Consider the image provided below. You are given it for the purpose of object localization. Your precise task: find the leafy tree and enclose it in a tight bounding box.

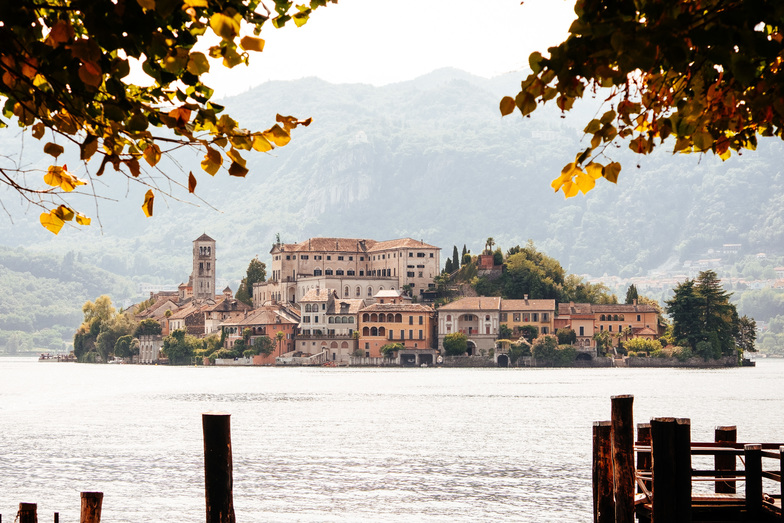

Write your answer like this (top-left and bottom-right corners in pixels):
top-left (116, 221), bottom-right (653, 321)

top-left (498, 241), bottom-right (565, 300)
top-left (508, 342), bottom-right (531, 364)
top-left (1, 0), bottom-right (335, 233)
top-left (593, 330), bottom-right (614, 356)
top-left (502, 0), bottom-right (784, 196)
top-left (444, 258), bottom-right (454, 274)
top-left (275, 330), bottom-right (285, 356)
top-left (461, 245), bottom-right (468, 266)
top-left (624, 337), bottom-right (662, 356)
top-left (113, 334), bottom-right (134, 360)
top-left (162, 328), bottom-right (200, 365)
top-left (252, 335), bottom-right (275, 356)
top-left (442, 332), bottom-right (468, 356)
top-left (452, 246), bottom-right (460, 270)
top-left (134, 318), bottom-right (162, 337)
top-left (493, 248), bottom-right (504, 266)
top-left (561, 274), bottom-right (616, 304)
top-left (380, 342), bottom-right (403, 358)
top-left (531, 334), bottom-right (557, 362)
top-left (625, 284), bottom-right (639, 304)
top-left (735, 315), bottom-right (757, 353)
top-left (498, 324), bottom-right (513, 339)
top-left (666, 279), bottom-right (703, 349)
top-left (519, 325), bottom-right (539, 343)
top-left (556, 327), bottom-right (577, 346)
top-left (95, 312), bottom-right (136, 362)
top-left (485, 238), bottom-right (495, 255)
top-left (236, 256), bottom-right (267, 306)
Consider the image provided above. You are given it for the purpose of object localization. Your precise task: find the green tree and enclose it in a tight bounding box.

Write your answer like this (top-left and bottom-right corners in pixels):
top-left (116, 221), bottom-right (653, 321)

top-left (162, 328), bottom-right (199, 365)
top-left (442, 332), bottom-right (468, 356)
top-left (134, 318), bottom-right (162, 337)
top-left (502, 0), bottom-right (784, 196)
top-left (1, 1), bottom-right (335, 233)
top-left (625, 284), bottom-right (639, 305)
top-left (95, 312), bottom-right (136, 362)
top-left (485, 237), bottom-right (495, 255)
top-left (498, 324), bottom-right (513, 339)
top-left (735, 315), bottom-right (757, 354)
top-left (531, 334), bottom-right (558, 363)
top-left (461, 245), bottom-right (468, 266)
top-left (493, 248), bottom-right (504, 266)
top-left (666, 280), bottom-right (703, 349)
top-left (380, 342), bottom-right (403, 358)
top-left (624, 337), bottom-right (662, 356)
top-left (556, 327), bottom-right (577, 346)
top-left (275, 330), bottom-right (285, 356)
top-left (695, 270), bottom-right (738, 357)
top-left (444, 258), bottom-right (454, 274)
top-left (452, 245), bottom-right (460, 269)
top-left (593, 330), bottom-right (614, 356)
top-left (519, 325), bottom-right (539, 343)
top-left (498, 241), bottom-right (565, 300)
top-left (236, 256), bottom-right (267, 306)
top-left (253, 335), bottom-right (275, 356)
top-left (113, 334), bottom-right (134, 360)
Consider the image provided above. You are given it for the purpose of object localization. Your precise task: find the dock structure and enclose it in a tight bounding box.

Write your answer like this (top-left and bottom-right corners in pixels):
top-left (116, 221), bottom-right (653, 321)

top-left (594, 395), bottom-right (784, 522)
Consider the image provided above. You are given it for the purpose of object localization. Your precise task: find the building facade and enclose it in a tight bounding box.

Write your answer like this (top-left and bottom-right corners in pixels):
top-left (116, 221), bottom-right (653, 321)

top-left (192, 233), bottom-right (216, 300)
top-left (358, 291), bottom-right (436, 358)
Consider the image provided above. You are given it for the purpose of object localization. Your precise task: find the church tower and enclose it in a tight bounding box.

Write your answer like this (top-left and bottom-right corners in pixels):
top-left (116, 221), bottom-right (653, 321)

top-left (192, 233), bottom-right (216, 301)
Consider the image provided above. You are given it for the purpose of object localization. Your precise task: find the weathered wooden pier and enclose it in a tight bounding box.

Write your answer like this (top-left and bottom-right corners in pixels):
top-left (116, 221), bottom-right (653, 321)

top-left (595, 395), bottom-right (784, 522)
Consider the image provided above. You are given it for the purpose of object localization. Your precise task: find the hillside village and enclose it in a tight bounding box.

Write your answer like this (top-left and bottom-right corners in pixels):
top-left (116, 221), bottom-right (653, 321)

top-left (123, 234), bottom-right (667, 367)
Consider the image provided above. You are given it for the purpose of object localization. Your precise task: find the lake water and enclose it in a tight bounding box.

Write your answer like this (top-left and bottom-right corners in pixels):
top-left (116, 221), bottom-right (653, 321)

top-left (1, 357), bottom-right (783, 522)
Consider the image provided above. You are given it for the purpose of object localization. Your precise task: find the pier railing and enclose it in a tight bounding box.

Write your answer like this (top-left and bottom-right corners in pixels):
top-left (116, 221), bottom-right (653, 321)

top-left (594, 395), bottom-right (784, 523)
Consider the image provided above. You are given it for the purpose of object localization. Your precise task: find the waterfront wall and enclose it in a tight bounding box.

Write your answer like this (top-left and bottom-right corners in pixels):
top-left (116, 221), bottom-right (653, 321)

top-left (626, 355), bottom-right (737, 368)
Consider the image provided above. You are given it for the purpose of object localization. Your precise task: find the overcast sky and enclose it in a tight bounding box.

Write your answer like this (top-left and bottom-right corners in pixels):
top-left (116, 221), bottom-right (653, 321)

top-left (201, 0), bottom-right (577, 96)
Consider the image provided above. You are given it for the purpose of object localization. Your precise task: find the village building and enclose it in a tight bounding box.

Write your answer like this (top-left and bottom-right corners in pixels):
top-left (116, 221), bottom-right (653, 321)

top-left (358, 290), bottom-right (436, 363)
top-left (555, 301), bottom-right (662, 353)
top-left (253, 237), bottom-right (440, 305)
top-left (437, 297), bottom-right (502, 356)
top-left (137, 334), bottom-right (163, 364)
top-left (296, 288), bottom-right (364, 363)
top-left (500, 296), bottom-right (556, 337)
top-left (203, 287), bottom-right (252, 334)
top-left (192, 233), bottom-right (216, 300)
top-left (220, 304), bottom-right (300, 362)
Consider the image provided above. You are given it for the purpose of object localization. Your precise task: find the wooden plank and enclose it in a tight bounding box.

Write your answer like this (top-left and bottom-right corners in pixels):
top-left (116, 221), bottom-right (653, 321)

top-left (593, 421), bottom-right (614, 523)
top-left (637, 423), bottom-right (652, 496)
top-left (203, 412), bottom-right (236, 523)
top-left (611, 395), bottom-right (635, 523)
top-left (715, 426), bottom-right (737, 494)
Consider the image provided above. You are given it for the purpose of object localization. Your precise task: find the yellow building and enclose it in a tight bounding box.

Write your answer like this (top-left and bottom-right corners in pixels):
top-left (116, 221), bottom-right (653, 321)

top-left (499, 296), bottom-right (556, 337)
top-left (358, 291), bottom-right (435, 358)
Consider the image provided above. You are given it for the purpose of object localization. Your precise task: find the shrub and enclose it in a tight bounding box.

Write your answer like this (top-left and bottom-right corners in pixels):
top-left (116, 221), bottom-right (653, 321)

top-left (696, 340), bottom-right (720, 360)
top-left (674, 345), bottom-right (694, 362)
top-left (443, 332), bottom-right (468, 356)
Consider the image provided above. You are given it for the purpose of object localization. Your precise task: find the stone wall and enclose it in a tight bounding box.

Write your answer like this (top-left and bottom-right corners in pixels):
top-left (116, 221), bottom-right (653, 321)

top-left (626, 355), bottom-right (737, 368)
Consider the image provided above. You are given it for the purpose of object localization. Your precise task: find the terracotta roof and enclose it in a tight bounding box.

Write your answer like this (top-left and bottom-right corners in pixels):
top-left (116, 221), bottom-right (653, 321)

top-left (360, 303), bottom-right (435, 313)
top-left (558, 303), bottom-right (593, 315)
top-left (590, 304), bottom-right (658, 313)
top-left (221, 307), bottom-right (297, 327)
top-left (168, 302), bottom-right (204, 320)
top-left (205, 297), bottom-right (252, 313)
top-left (634, 327), bottom-right (658, 336)
top-left (194, 233), bottom-right (214, 242)
top-left (301, 288), bottom-right (336, 302)
top-left (501, 299), bottom-right (556, 311)
top-left (223, 286), bottom-right (232, 293)
top-left (438, 297), bottom-right (502, 311)
top-left (272, 237), bottom-right (440, 254)
top-left (367, 238), bottom-right (439, 251)
top-left (331, 299), bottom-right (365, 315)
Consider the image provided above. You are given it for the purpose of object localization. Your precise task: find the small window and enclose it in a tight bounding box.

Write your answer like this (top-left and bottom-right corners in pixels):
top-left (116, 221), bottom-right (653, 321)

top-left (409, 316), bottom-right (413, 325)
top-left (327, 255), bottom-right (331, 260)
top-left (338, 256), bottom-right (344, 261)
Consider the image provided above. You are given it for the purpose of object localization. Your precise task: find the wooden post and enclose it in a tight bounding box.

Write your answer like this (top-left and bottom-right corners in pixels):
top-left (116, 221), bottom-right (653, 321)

top-left (17, 503), bottom-right (37, 523)
top-left (637, 423), bottom-right (652, 495)
top-left (674, 418), bottom-right (692, 523)
top-left (593, 420), bottom-right (614, 523)
top-left (203, 412), bottom-right (235, 523)
top-left (611, 395), bottom-right (635, 523)
top-left (54, 513), bottom-right (59, 523)
top-left (779, 446), bottom-right (784, 521)
top-left (651, 418), bottom-right (677, 523)
top-left (714, 426), bottom-right (737, 493)
top-left (80, 492), bottom-right (103, 523)
top-left (744, 444), bottom-right (762, 520)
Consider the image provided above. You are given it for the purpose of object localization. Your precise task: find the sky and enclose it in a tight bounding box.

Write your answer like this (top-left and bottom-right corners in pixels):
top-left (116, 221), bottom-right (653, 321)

top-left (201, 0), bottom-right (578, 96)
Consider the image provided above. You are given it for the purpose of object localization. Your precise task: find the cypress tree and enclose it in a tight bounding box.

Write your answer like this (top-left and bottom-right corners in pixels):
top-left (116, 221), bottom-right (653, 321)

top-left (452, 245), bottom-right (459, 270)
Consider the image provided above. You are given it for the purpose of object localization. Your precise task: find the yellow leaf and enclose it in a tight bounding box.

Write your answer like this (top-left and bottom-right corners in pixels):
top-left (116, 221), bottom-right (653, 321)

top-left (136, 0), bottom-right (155, 9)
top-left (603, 162), bottom-right (621, 184)
top-left (499, 96), bottom-right (516, 116)
top-left (44, 165), bottom-right (64, 187)
top-left (40, 211), bottom-right (64, 235)
top-left (44, 142), bottom-right (64, 158)
top-left (143, 143), bottom-right (161, 167)
top-left (210, 12), bottom-right (240, 40)
top-left (59, 170), bottom-right (87, 192)
top-left (514, 92), bottom-right (537, 116)
top-left (693, 131), bottom-right (713, 152)
top-left (142, 189), bottom-right (154, 217)
top-left (201, 147), bottom-right (222, 176)
top-left (719, 148), bottom-right (732, 161)
top-left (52, 204), bottom-right (74, 221)
top-left (585, 163), bottom-right (603, 180)
top-left (80, 135), bottom-right (98, 160)
top-left (188, 171), bottom-right (197, 193)
top-left (574, 171), bottom-right (596, 195)
top-left (252, 133), bottom-right (273, 152)
top-left (562, 180), bottom-right (579, 198)
top-left (262, 124), bottom-right (290, 147)
top-left (186, 52), bottom-right (210, 76)
top-left (184, 0), bottom-right (208, 6)
top-left (228, 161), bottom-right (248, 177)
top-left (75, 213), bottom-right (91, 226)
top-left (226, 147), bottom-right (246, 167)
top-left (673, 137), bottom-right (692, 153)
top-left (292, 11), bottom-right (310, 27)
top-left (240, 36), bottom-right (265, 52)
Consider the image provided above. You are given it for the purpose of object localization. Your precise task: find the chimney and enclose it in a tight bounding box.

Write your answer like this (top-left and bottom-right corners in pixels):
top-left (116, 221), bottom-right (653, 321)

top-left (633, 298), bottom-right (638, 306)
top-left (524, 294), bottom-right (529, 300)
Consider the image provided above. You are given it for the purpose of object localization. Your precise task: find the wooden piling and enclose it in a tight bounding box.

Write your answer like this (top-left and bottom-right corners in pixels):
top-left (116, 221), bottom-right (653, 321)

top-left (80, 492), bottom-right (103, 523)
top-left (611, 394), bottom-right (635, 523)
top-left (674, 418), bottom-right (692, 523)
top-left (593, 420), bottom-right (614, 523)
top-left (203, 412), bottom-right (235, 523)
top-left (54, 513), bottom-right (59, 523)
top-left (779, 446), bottom-right (784, 517)
top-left (744, 444), bottom-right (762, 520)
top-left (17, 503), bottom-right (37, 523)
top-left (651, 418), bottom-right (677, 523)
top-left (714, 426), bottom-right (737, 493)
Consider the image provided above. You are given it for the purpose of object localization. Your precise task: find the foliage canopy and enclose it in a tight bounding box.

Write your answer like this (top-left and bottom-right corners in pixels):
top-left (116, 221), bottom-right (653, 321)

top-left (0, 0), bottom-right (334, 233)
top-left (502, 0), bottom-right (784, 197)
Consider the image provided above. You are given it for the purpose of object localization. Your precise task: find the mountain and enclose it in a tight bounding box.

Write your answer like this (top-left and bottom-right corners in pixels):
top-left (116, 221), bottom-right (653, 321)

top-left (1, 68), bottom-right (783, 301)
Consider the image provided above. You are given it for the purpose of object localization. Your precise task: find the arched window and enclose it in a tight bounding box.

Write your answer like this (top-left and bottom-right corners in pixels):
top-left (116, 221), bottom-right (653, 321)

top-left (356, 286), bottom-right (361, 297)
top-left (613, 314), bottom-right (619, 321)
top-left (395, 313), bottom-right (402, 323)
top-left (325, 269), bottom-right (333, 275)
top-left (336, 269), bottom-right (344, 275)
top-left (345, 286), bottom-right (349, 297)
top-left (379, 313), bottom-right (386, 322)
top-left (343, 317), bottom-right (349, 324)
top-left (371, 313), bottom-right (378, 322)
top-left (620, 314), bottom-right (625, 321)
top-left (447, 315), bottom-right (452, 321)
top-left (314, 269), bottom-right (322, 276)
top-left (341, 342), bottom-right (349, 349)
top-left (363, 313), bottom-right (369, 322)
top-left (348, 317), bottom-right (354, 323)
top-left (330, 341), bottom-right (338, 348)
top-left (362, 327), bottom-right (369, 336)
top-left (600, 314), bottom-right (605, 321)
top-left (367, 287), bottom-right (373, 297)
top-left (371, 327), bottom-right (378, 336)
top-left (485, 315), bottom-right (490, 321)
top-left (328, 317), bottom-right (334, 324)
top-left (379, 326), bottom-right (386, 336)
top-left (379, 286), bottom-right (384, 290)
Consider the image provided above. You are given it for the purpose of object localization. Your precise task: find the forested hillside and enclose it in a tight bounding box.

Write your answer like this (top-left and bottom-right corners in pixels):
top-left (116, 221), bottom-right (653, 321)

top-left (1, 69), bottom-right (782, 347)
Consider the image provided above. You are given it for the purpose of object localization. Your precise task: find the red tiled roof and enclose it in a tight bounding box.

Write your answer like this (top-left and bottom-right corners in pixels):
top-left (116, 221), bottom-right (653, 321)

top-left (272, 237), bottom-right (439, 254)
top-left (501, 299), bottom-right (556, 311)
top-left (359, 303), bottom-right (435, 313)
top-left (438, 297), bottom-right (502, 311)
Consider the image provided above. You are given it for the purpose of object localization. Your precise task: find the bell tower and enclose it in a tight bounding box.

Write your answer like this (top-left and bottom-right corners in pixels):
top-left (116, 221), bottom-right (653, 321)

top-left (192, 234), bottom-right (216, 301)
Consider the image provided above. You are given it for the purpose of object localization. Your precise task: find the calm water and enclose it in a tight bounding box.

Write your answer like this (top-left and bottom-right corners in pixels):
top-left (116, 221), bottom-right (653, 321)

top-left (1, 357), bottom-right (783, 522)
